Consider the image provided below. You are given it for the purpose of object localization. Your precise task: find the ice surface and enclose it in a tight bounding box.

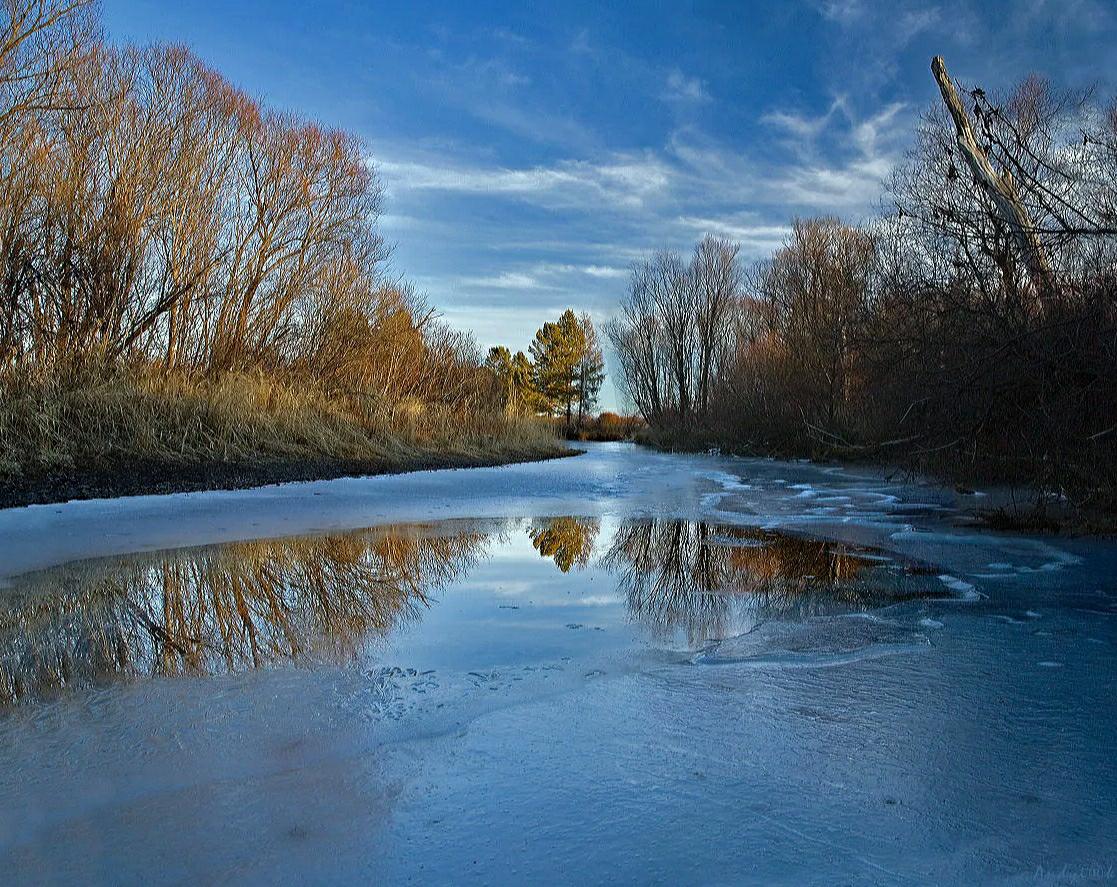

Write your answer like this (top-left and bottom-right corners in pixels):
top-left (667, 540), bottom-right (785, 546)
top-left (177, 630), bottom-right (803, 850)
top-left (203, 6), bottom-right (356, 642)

top-left (0, 443), bottom-right (1114, 884)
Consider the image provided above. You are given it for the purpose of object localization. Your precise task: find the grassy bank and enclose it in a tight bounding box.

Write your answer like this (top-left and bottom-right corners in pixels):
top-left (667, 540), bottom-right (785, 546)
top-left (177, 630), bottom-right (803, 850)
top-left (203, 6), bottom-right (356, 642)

top-left (0, 366), bottom-right (567, 508)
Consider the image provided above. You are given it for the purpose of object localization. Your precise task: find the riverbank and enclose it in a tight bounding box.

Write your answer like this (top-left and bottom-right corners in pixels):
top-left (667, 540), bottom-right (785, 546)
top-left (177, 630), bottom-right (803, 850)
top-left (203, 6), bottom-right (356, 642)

top-left (634, 429), bottom-right (1117, 535)
top-left (0, 367), bottom-right (568, 509)
top-left (0, 447), bottom-right (575, 510)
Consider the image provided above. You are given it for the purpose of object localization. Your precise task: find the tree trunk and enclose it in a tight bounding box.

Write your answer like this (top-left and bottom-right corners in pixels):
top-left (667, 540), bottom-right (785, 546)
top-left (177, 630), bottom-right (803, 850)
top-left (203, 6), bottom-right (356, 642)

top-left (930, 56), bottom-right (1055, 297)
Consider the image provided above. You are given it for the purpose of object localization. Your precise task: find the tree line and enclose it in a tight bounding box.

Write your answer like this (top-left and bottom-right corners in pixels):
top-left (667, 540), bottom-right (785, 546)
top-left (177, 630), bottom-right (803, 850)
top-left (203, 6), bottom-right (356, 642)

top-left (0, 1), bottom-right (510, 415)
top-left (608, 57), bottom-right (1117, 509)
top-left (0, 0), bottom-right (575, 486)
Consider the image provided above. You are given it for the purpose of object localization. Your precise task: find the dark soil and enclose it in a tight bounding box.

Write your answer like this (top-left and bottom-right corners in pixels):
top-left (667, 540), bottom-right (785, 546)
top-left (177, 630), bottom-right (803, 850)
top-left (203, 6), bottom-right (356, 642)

top-left (0, 448), bottom-right (578, 510)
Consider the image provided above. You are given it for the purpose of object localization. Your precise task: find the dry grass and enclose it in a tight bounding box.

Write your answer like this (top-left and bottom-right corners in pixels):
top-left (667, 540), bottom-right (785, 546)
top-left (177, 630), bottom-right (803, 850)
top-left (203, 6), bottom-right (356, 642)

top-left (0, 364), bottom-right (563, 482)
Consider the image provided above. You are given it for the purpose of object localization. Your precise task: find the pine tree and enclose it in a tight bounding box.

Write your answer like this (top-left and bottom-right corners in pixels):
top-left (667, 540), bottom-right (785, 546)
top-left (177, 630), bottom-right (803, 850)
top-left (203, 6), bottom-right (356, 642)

top-left (485, 346), bottom-right (544, 414)
top-left (529, 309), bottom-right (585, 429)
top-left (575, 313), bottom-right (606, 430)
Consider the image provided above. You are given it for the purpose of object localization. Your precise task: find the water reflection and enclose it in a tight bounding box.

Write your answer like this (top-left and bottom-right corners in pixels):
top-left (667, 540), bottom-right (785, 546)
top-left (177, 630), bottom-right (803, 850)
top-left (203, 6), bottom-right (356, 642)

top-left (0, 525), bottom-right (488, 704)
top-left (602, 519), bottom-right (945, 643)
top-left (0, 516), bottom-right (948, 705)
top-left (527, 517), bottom-right (599, 572)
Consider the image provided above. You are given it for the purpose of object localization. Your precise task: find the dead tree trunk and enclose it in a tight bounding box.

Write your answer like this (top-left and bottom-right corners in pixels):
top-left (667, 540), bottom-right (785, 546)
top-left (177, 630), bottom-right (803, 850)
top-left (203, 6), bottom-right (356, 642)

top-left (930, 56), bottom-right (1055, 297)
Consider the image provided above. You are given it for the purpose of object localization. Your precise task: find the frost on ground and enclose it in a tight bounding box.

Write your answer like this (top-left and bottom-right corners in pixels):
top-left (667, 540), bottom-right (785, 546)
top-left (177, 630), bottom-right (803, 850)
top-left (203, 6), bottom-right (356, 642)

top-left (0, 443), bottom-right (1113, 884)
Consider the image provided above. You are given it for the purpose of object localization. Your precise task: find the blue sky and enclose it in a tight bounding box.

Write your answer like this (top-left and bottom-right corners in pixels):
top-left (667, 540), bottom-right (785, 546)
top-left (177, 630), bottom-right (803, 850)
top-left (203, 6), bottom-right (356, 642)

top-left (103, 0), bottom-right (1116, 409)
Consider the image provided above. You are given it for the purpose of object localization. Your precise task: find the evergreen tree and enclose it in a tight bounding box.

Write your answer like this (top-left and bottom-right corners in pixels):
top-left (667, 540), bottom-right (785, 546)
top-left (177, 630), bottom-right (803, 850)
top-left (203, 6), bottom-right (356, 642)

top-left (529, 309), bottom-right (585, 429)
top-left (575, 313), bottom-right (606, 429)
top-left (512, 350), bottom-right (548, 413)
top-left (485, 346), bottom-right (544, 414)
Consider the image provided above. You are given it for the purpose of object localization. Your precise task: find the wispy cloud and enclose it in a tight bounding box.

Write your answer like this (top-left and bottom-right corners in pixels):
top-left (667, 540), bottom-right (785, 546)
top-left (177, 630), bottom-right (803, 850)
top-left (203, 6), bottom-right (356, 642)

top-left (415, 45), bottom-right (595, 150)
top-left (459, 271), bottom-right (547, 290)
top-left (531, 262), bottom-right (630, 279)
top-left (894, 7), bottom-right (941, 44)
top-left (675, 216), bottom-right (792, 254)
top-left (662, 69), bottom-right (710, 104)
top-left (379, 153), bottom-right (674, 210)
top-left (761, 97), bottom-right (848, 141)
top-left (814, 0), bottom-right (866, 22)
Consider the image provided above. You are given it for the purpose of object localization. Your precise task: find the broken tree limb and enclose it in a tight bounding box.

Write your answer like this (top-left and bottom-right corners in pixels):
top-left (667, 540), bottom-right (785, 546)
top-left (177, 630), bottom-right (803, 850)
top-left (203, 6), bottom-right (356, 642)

top-left (930, 55), bottom-right (1056, 297)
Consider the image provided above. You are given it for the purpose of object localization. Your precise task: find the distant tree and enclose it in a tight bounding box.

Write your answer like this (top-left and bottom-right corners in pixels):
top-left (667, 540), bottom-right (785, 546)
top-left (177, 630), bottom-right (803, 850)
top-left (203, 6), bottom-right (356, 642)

top-left (756, 217), bottom-right (875, 431)
top-left (530, 309), bottom-right (585, 429)
top-left (485, 345), bottom-right (543, 414)
top-left (486, 345), bottom-right (513, 392)
top-left (691, 236), bottom-right (742, 418)
top-left (575, 312), bottom-right (605, 429)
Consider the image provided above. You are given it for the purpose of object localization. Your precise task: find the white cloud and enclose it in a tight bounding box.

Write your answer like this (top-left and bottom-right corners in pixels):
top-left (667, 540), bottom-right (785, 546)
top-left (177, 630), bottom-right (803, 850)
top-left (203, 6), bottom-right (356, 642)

top-left (761, 96), bottom-right (848, 141)
top-left (379, 153), bottom-right (675, 210)
top-left (771, 160), bottom-right (891, 210)
top-left (675, 216), bottom-right (792, 253)
top-left (582, 265), bottom-right (629, 279)
top-left (529, 262), bottom-right (629, 280)
top-left (462, 272), bottom-right (545, 290)
top-left (851, 101), bottom-right (907, 157)
top-left (662, 69), bottom-right (710, 104)
top-left (444, 263), bottom-right (630, 297)
top-left (895, 8), bottom-right (941, 44)
top-left (814, 0), bottom-right (865, 22)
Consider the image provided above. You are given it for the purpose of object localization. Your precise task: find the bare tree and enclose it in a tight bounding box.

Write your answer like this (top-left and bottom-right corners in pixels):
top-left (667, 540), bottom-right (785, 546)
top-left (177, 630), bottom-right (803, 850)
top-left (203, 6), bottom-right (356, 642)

top-left (691, 235), bottom-right (742, 419)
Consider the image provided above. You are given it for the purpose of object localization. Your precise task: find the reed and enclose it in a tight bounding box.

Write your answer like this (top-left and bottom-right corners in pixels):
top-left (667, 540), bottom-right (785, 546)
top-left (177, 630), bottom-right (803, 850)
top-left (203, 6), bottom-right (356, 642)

top-left (0, 363), bottom-right (563, 485)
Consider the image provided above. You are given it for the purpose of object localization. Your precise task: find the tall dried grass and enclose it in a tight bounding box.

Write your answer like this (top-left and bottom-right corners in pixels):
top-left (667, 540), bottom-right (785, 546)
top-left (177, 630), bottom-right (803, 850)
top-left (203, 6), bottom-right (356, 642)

top-left (0, 364), bottom-right (562, 482)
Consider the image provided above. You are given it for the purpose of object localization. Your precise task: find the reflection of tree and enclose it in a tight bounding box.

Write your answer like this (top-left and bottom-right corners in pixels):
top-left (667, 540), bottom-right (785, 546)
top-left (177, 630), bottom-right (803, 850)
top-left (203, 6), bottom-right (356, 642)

top-left (0, 525), bottom-right (488, 705)
top-left (602, 519), bottom-right (917, 643)
top-left (527, 517), bottom-right (599, 572)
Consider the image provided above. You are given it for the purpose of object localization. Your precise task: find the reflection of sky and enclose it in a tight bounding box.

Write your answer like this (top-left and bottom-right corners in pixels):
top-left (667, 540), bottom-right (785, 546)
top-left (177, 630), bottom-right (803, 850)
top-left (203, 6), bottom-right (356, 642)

top-left (101, 1), bottom-right (1117, 409)
top-left (0, 515), bottom-right (743, 701)
top-left (391, 528), bottom-right (636, 671)
top-left (4, 513), bottom-right (957, 704)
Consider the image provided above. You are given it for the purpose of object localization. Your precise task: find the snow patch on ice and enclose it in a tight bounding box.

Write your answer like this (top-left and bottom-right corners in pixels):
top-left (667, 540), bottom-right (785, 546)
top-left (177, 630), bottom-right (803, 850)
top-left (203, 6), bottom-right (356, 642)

top-left (937, 574), bottom-right (984, 600)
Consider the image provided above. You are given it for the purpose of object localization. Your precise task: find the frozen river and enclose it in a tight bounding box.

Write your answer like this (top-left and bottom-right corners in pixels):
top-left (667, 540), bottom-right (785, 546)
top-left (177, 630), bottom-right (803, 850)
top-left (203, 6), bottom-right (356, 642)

top-left (0, 443), bottom-right (1113, 884)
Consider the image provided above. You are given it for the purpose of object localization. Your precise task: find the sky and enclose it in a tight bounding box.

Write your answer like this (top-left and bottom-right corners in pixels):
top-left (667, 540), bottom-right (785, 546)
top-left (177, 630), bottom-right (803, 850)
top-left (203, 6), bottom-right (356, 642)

top-left (102, 0), bottom-right (1117, 409)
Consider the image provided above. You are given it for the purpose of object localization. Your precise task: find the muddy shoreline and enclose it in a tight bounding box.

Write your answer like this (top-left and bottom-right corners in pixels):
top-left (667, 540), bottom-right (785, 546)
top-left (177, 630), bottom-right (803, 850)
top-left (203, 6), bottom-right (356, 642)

top-left (0, 448), bottom-right (578, 510)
